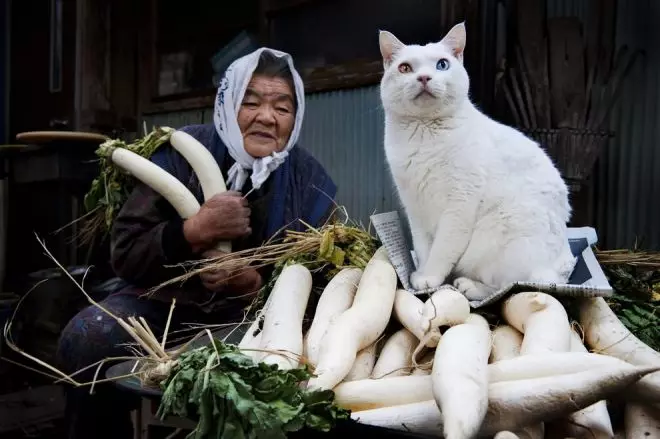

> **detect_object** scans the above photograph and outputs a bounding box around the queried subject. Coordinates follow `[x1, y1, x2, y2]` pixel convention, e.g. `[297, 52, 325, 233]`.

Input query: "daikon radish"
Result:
[502, 291, 571, 354]
[483, 365, 660, 435]
[490, 351, 660, 402]
[169, 130, 227, 198]
[238, 297, 271, 361]
[351, 366, 660, 436]
[111, 148, 200, 219]
[169, 130, 230, 252]
[368, 245, 390, 263]
[257, 264, 312, 369]
[370, 328, 417, 379]
[238, 320, 263, 361]
[344, 343, 378, 382]
[579, 297, 660, 401]
[393, 289, 441, 348]
[579, 297, 660, 366]
[304, 268, 362, 365]
[490, 323, 542, 439]
[431, 313, 491, 439]
[624, 403, 660, 439]
[334, 375, 432, 411]
[490, 325, 523, 363]
[336, 351, 660, 411]
[308, 249, 397, 390]
[549, 329, 614, 439]
[420, 286, 470, 333]
[411, 350, 434, 376]
[352, 400, 442, 434]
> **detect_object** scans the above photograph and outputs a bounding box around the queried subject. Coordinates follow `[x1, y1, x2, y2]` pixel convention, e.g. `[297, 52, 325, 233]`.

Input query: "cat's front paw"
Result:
[454, 277, 494, 301]
[410, 271, 444, 291]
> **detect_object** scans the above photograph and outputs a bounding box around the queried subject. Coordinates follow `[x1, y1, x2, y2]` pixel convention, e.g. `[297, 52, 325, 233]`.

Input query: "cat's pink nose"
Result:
[417, 75, 431, 85]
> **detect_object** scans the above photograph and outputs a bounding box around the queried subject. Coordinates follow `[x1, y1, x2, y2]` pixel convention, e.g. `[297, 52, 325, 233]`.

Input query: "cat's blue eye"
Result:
[436, 58, 450, 71]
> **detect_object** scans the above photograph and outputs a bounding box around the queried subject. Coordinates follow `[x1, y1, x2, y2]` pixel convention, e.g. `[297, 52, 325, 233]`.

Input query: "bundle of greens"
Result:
[255, 223, 379, 308]
[80, 126, 175, 243]
[595, 248, 660, 352]
[158, 338, 350, 439]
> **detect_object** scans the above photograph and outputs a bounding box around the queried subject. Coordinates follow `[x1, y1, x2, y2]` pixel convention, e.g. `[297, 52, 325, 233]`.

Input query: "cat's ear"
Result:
[440, 22, 466, 63]
[379, 30, 405, 68]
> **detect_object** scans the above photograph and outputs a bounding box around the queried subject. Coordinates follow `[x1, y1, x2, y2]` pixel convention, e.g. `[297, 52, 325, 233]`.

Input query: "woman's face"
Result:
[238, 74, 296, 158]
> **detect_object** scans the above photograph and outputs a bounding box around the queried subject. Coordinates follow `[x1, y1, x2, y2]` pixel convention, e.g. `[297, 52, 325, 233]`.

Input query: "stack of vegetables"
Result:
[236, 246, 660, 439]
[54, 127, 660, 438]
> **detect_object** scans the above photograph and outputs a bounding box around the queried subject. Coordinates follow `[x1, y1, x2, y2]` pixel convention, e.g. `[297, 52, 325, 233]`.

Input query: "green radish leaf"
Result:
[156, 339, 349, 439]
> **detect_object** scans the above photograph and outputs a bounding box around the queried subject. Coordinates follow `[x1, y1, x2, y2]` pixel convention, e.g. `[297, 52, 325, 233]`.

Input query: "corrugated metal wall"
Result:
[298, 86, 398, 227]
[548, 0, 660, 249]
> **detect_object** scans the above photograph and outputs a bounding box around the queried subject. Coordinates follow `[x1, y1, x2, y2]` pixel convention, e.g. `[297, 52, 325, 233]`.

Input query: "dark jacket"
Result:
[108, 123, 337, 310]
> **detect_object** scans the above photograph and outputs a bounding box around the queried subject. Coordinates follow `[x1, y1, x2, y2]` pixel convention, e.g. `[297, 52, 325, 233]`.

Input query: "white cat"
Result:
[379, 22, 576, 300]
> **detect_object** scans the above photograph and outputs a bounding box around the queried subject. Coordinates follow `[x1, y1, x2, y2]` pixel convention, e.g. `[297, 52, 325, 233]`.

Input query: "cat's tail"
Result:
[529, 246, 577, 285]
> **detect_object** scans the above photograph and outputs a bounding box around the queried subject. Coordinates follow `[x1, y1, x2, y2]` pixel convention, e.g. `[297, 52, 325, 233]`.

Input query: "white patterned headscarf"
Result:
[213, 47, 305, 192]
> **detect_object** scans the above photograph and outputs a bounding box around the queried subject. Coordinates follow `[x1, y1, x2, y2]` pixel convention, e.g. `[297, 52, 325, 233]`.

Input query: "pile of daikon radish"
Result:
[238, 245, 660, 439]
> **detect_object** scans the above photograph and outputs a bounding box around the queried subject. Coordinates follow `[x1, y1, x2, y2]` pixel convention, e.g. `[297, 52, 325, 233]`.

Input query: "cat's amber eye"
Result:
[398, 63, 412, 73]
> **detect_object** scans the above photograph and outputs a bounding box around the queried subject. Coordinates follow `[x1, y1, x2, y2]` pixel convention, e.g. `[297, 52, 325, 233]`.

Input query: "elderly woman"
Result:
[56, 48, 336, 439]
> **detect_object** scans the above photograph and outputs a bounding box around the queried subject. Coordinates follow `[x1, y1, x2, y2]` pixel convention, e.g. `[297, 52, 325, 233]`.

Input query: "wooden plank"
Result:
[548, 17, 587, 128]
[516, 0, 551, 128]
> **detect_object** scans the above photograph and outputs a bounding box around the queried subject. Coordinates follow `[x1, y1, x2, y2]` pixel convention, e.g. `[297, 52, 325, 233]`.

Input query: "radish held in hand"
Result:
[110, 148, 200, 219]
[169, 129, 231, 252]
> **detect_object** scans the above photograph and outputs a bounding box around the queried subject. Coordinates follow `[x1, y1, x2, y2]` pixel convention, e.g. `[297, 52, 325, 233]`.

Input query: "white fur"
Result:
[379, 23, 576, 300]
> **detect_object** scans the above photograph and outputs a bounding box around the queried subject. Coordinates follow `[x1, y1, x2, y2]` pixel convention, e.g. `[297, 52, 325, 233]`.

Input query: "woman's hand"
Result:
[183, 191, 251, 253]
[199, 250, 263, 298]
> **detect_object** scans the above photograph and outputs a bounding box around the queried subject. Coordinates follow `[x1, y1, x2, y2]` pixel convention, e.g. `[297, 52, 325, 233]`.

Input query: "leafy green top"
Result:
[157, 339, 350, 439]
[82, 126, 175, 239]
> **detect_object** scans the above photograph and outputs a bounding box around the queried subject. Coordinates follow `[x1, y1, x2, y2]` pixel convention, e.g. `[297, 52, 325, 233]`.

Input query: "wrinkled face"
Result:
[238, 74, 296, 158]
[379, 23, 470, 118]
